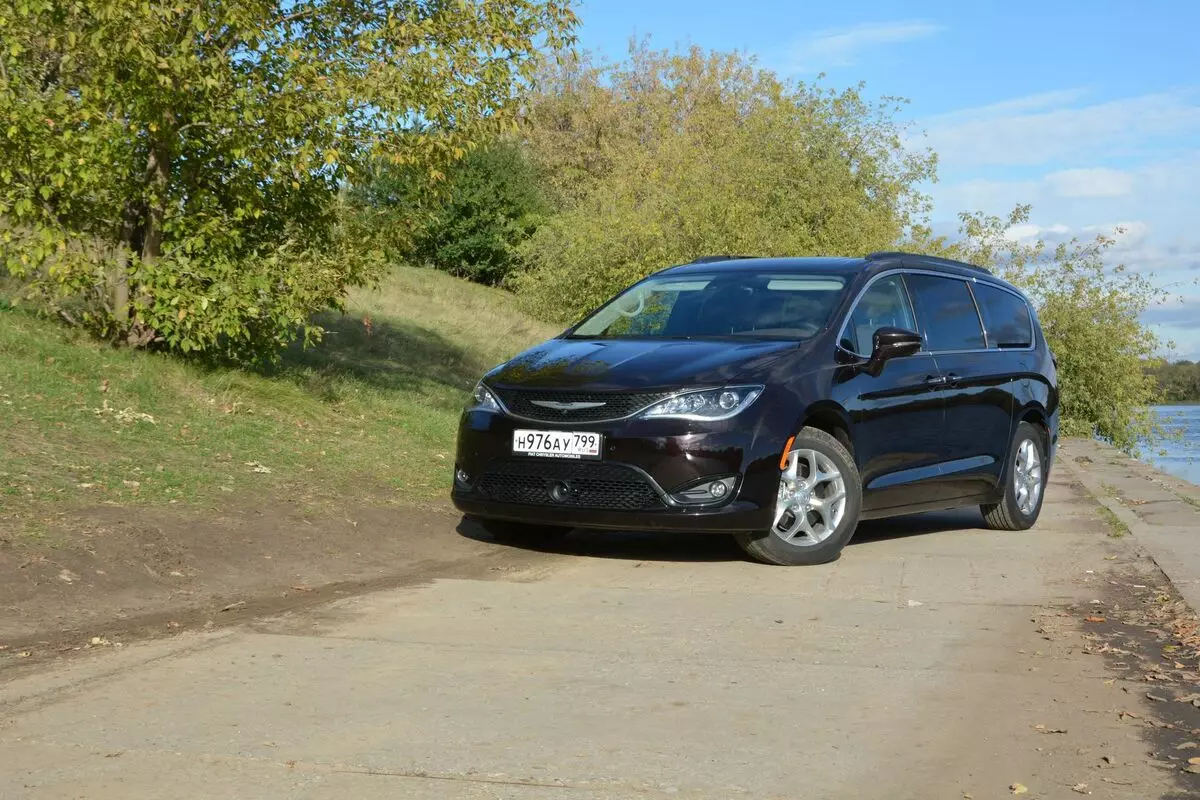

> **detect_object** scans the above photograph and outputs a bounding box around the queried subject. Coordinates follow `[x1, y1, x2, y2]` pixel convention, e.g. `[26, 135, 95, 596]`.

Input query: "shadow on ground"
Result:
[457, 507, 987, 564]
[270, 311, 488, 404]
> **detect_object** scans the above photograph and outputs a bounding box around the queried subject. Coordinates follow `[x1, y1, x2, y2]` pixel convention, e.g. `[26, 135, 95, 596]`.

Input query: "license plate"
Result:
[512, 429, 603, 460]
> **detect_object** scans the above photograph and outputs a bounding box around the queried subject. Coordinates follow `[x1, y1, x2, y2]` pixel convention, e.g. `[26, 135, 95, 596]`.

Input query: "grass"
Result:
[1097, 505, 1129, 538]
[0, 266, 554, 539]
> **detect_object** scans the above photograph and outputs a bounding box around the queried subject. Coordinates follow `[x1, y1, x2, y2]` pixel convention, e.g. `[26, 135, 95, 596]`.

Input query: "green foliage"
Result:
[0, 0, 576, 360]
[356, 139, 550, 286]
[1148, 360, 1200, 402]
[513, 43, 937, 322]
[921, 206, 1170, 452]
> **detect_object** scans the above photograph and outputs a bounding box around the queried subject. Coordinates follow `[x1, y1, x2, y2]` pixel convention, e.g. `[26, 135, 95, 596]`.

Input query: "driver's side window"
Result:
[841, 275, 917, 355]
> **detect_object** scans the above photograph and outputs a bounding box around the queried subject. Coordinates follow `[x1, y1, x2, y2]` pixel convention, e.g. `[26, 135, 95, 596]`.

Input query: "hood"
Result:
[486, 337, 802, 391]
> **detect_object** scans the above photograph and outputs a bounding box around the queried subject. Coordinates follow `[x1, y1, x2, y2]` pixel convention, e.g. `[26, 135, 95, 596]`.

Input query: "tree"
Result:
[918, 206, 1171, 452]
[512, 43, 937, 322]
[0, 0, 576, 358]
[1147, 360, 1200, 402]
[356, 138, 550, 286]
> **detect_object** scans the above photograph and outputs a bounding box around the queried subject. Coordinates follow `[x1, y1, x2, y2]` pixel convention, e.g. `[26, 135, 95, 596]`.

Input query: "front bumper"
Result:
[451, 491, 773, 533]
[451, 406, 785, 534]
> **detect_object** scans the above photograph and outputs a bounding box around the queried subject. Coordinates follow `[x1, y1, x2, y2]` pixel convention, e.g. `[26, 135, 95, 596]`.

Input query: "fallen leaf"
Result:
[17, 651, 31, 658]
[219, 600, 246, 612]
[1147, 693, 1169, 702]
[57, 569, 79, 584]
[1071, 783, 1090, 795]
[1084, 616, 1106, 623]
[907, 599, 924, 607]
[291, 585, 313, 592]
[1189, 757, 1200, 765]
[1010, 783, 1028, 795]
[1176, 742, 1199, 750]
[1033, 724, 1068, 734]
[100, 379, 110, 393]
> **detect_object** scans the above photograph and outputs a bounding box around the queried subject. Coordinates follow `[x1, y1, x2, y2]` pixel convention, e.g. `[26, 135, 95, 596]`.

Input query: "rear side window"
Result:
[904, 274, 985, 351]
[840, 274, 917, 355]
[973, 283, 1033, 349]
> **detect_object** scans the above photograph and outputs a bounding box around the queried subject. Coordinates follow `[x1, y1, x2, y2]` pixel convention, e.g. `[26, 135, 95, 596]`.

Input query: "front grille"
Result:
[492, 388, 672, 422]
[475, 460, 665, 510]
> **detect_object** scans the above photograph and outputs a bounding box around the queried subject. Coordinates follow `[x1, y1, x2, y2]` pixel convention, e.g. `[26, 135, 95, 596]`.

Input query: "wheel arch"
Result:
[1016, 402, 1051, 450]
[797, 401, 854, 456]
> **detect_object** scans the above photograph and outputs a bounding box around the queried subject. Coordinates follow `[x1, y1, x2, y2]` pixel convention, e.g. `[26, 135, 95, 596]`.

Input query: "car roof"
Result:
[657, 252, 1000, 283]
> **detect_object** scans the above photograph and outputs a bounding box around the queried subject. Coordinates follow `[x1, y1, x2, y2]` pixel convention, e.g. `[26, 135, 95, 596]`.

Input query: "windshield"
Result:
[568, 272, 849, 340]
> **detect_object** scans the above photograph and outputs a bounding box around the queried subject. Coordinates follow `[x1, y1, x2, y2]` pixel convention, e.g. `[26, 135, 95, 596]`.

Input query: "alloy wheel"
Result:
[1013, 438, 1043, 516]
[772, 448, 847, 546]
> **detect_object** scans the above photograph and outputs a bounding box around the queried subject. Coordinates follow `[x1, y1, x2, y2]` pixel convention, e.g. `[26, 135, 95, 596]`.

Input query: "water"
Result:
[1143, 405, 1200, 486]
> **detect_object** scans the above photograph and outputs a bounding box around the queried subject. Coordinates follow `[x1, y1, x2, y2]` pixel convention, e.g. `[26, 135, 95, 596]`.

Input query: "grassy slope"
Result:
[0, 267, 554, 541]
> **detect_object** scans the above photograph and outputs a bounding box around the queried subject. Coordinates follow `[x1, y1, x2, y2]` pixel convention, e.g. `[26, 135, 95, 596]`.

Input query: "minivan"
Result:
[452, 252, 1059, 565]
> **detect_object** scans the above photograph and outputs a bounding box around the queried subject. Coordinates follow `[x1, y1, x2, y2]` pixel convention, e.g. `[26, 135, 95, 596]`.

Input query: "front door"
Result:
[831, 273, 947, 513]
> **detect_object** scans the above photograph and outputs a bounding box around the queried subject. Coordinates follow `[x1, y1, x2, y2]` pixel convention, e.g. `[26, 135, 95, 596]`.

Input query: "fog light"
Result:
[454, 468, 471, 487]
[671, 477, 737, 505]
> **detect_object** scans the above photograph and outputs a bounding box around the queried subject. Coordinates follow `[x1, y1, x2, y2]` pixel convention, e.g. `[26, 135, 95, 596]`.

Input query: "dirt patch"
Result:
[1054, 557, 1200, 799]
[0, 499, 554, 672]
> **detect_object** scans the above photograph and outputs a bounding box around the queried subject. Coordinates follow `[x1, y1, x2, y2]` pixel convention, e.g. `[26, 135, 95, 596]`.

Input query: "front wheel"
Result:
[735, 427, 863, 566]
[980, 421, 1046, 531]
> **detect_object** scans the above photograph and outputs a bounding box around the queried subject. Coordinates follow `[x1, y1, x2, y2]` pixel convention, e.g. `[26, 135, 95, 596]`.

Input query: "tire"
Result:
[981, 421, 1046, 531]
[735, 427, 863, 566]
[473, 517, 573, 547]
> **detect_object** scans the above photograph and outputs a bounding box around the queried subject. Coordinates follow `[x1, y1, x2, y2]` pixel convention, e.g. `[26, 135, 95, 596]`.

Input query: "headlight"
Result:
[471, 382, 501, 412]
[639, 386, 763, 421]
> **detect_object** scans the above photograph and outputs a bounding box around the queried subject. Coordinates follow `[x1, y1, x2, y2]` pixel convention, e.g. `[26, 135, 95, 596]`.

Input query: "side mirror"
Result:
[866, 327, 922, 376]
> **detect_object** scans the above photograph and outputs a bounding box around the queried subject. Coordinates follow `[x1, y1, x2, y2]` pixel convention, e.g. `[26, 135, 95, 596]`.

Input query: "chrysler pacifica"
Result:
[452, 252, 1059, 565]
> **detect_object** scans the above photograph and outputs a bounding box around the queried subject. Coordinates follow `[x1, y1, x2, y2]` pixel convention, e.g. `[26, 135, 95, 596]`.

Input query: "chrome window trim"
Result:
[836, 268, 1036, 356]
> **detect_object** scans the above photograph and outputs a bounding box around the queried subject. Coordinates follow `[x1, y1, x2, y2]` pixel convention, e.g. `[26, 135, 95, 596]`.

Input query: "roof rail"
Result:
[689, 254, 760, 264]
[866, 250, 992, 276]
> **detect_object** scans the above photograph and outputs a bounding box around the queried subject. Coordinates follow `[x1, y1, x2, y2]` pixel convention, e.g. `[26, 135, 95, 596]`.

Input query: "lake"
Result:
[1143, 404, 1200, 485]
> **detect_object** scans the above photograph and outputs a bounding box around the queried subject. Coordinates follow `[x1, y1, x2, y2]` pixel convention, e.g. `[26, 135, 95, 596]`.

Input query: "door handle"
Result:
[945, 372, 962, 387]
[924, 375, 948, 386]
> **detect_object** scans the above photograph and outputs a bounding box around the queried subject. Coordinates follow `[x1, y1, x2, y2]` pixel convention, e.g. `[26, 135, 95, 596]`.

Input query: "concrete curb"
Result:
[1058, 441, 1200, 613]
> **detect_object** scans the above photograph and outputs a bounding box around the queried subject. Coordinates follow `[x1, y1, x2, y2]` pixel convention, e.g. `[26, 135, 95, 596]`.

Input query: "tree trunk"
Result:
[111, 203, 140, 325]
[141, 140, 171, 264]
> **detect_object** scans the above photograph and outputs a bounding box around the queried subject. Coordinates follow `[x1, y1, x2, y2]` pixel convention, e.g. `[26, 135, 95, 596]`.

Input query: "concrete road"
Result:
[0, 470, 1190, 799]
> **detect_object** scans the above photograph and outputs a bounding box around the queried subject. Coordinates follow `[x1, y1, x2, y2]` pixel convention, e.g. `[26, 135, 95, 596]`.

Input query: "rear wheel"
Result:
[474, 517, 572, 547]
[735, 427, 862, 566]
[981, 421, 1046, 530]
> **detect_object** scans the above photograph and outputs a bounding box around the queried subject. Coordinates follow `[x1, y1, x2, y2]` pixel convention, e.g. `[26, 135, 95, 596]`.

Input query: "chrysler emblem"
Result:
[530, 400, 607, 412]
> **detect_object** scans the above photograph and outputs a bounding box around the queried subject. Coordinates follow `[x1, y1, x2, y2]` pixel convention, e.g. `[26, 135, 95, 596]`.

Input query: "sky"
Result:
[574, 0, 1200, 359]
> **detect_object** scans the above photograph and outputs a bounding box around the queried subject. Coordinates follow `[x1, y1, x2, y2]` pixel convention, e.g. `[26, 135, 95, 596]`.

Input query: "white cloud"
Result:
[1004, 222, 1070, 243]
[1044, 168, 1135, 198]
[786, 21, 942, 72]
[917, 89, 1200, 168]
